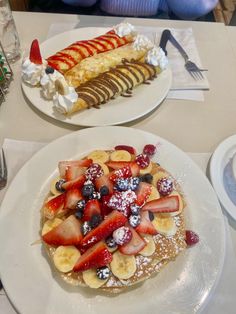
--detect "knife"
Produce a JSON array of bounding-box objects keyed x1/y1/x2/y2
[{"x1": 159, "y1": 29, "x2": 171, "y2": 56}]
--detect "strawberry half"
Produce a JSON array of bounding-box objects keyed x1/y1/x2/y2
[
  {"x1": 135, "y1": 182, "x2": 152, "y2": 206},
  {"x1": 73, "y1": 241, "x2": 112, "y2": 272},
  {"x1": 109, "y1": 166, "x2": 132, "y2": 182},
  {"x1": 106, "y1": 161, "x2": 140, "y2": 176},
  {"x1": 29, "y1": 39, "x2": 42, "y2": 65},
  {"x1": 142, "y1": 195, "x2": 179, "y2": 213},
  {"x1": 80, "y1": 210, "x2": 127, "y2": 250},
  {"x1": 114, "y1": 145, "x2": 137, "y2": 155},
  {"x1": 135, "y1": 210, "x2": 158, "y2": 235},
  {"x1": 42, "y1": 215, "x2": 83, "y2": 246},
  {"x1": 119, "y1": 226, "x2": 146, "y2": 255},
  {"x1": 65, "y1": 165, "x2": 86, "y2": 181},
  {"x1": 64, "y1": 188, "x2": 83, "y2": 210},
  {"x1": 95, "y1": 175, "x2": 114, "y2": 194},
  {"x1": 61, "y1": 174, "x2": 86, "y2": 191},
  {"x1": 44, "y1": 193, "x2": 66, "y2": 219},
  {"x1": 83, "y1": 199, "x2": 101, "y2": 222},
  {"x1": 58, "y1": 159, "x2": 92, "y2": 178},
  {"x1": 100, "y1": 195, "x2": 113, "y2": 217}
]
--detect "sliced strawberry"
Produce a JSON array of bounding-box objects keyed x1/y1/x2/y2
[
  {"x1": 135, "y1": 210, "x2": 158, "y2": 235},
  {"x1": 44, "y1": 193, "x2": 66, "y2": 219},
  {"x1": 61, "y1": 174, "x2": 86, "y2": 191},
  {"x1": 94, "y1": 175, "x2": 114, "y2": 194},
  {"x1": 119, "y1": 226, "x2": 146, "y2": 255},
  {"x1": 80, "y1": 210, "x2": 127, "y2": 250},
  {"x1": 142, "y1": 195, "x2": 179, "y2": 213},
  {"x1": 83, "y1": 199, "x2": 101, "y2": 222},
  {"x1": 100, "y1": 195, "x2": 113, "y2": 217},
  {"x1": 73, "y1": 242, "x2": 112, "y2": 272},
  {"x1": 135, "y1": 182, "x2": 152, "y2": 206},
  {"x1": 58, "y1": 159, "x2": 93, "y2": 178},
  {"x1": 130, "y1": 162, "x2": 140, "y2": 177},
  {"x1": 42, "y1": 215, "x2": 82, "y2": 246},
  {"x1": 29, "y1": 39, "x2": 42, "y2": 64},
  {"x1": 114, "y1": 145, "x2": 137, "y2": 155},
  {"x1": 64, "y1": 188, "x2": 83, "y2": 210},
  {"x1": 65, "y1": 165, "x2": 86, "y2": 181},
  {"x1": 109, "y1": 166, "x2": 132, "y2": 182}
]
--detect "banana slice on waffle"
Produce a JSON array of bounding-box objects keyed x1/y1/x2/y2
[
  {"x1": 152, "y1": 215, "x2": 177, "y2": 237},
  {"x1": 42, "y1": 218, "x2": 63, "y2": 236},
  {"x1": 110, "y1": 251, "x2": 136, "y2": 280},
  {"x1": 87, "y1": 150, "x2": 110, "y2": 163},
  {"x1": 53, "y1": 245, "x2": 81, "y2": 273},
  {"x1": 139, "y1": 235, "x2": 156, "y2": 257},
  {"x1": 110, "y1": 150, "x2": 132, "y2": 162},
  {"x1": 82, "y1": 269, "x2": 108, "y2": 288}
]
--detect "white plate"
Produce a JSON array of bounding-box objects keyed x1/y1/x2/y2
[
  {"x1": 22, "y1": 27, "x2": 172, "y2": 127},
  {"x1": 210, "y1": 134, "x2": 236, "y2": 220},
  {"x1": 0, "y1": 127, "x2": 225, "y2": 314}
]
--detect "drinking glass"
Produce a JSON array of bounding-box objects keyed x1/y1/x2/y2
[{"x1": 0, "y1": 0, "x2": 21, "y2": 62}]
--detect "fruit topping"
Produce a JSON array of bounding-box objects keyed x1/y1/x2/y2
[
  {"x1": 95, "y1": 175, "x2": 114, "y2": 195},
  {"x1": 109, "y1": 166, "x2": 132, "y2": 182},
  {"x1": 143, "y1": 144, "x2": 156, "y2": 156},
  {"x1": 64, "y1": 188, "x2": 83, "y2": 210},
  {"x1": 106, "y1": 161, "x2": 140, "y2": 176},
  {"x1": 65, "y1": 165, "x2": 86, "y2": 181},
  {"x1": 135, "y1": 182, "x2": 152, "y2": 206},
  {"x1": 129, "y1": 214, "x2": 141, "y2": 228},
  {"x1": 82, "y1": 183, "x2": 95, "y2": 198},
  {"x1": 142, "y1": 195, "x2": 179, "y2": 213},
  {"x1": 113, "y1": 226, "x2": 132, "y2": 245},
  {"x1": 90, "y1": 214, "x2": 103, "y2": 228},
  {"x1": 110, "y1": 251, "x2": 137, "y2": 280},
  {"x1": 83, "y1": 199, "x2": 101, "y2": 222},
  {"x1": 148, "y1": 211, "x2": 154, "y2": 221},
  {"x1": 130, "y1": 203, "x2": 140, "y2": 215},
  {"x1": 157, "y1": 177, "x2": 173, "y2": 196},
  {"x1": 61, "y1": 174, "x2": 86, "y2": 191},
  {"x1": 81, "y1": 221, "x2": 92, "y2": 236},
  {"x1": 29, "y1": 39, "x2": 42, "y2": 65},
  {"x1": 110, "y1": 150, "x2": 131, "y2": 162},
  {"x1": 99, "y1": 185, "x2": 110, "y2": 196},
  {"x1": 58, "y1": 159, "x2": 92, "y2": 178},
  {"x1": 53, "y1": 245, "x2": 81, "y2": 273},
  {"x1": 115, "y1": 178, "x2": 129, "y2": 191},
  {"x1": 45, "y1": 66, "x2": 54, "y2": 74},
  {"x1": 114, "y1": 145, "x2": 137, "y2": 155},
  {"x1": 140, "y1": 173, "x2": 153, "y2": 184},
  {"x1": 85, "y1": 163, "x2": 104, "y2": 181},
  {"x1": 100, "y1": 195, "x2": 113, "y2": 217},
  {"x1": 79, "y1": 210, "x2": 127, "y2": 250},
  {"x1": 135, "y1": 154, "x2": 150, "y2": 169},
  {"x1": 55, "y1": 179, "x2": 66, "y2": 192},
  {"x1": 107, "y1": 190, "x2": 137, "y2": 216},
  {"x1": 185, "y1": 230, "x2": 199, "y2": 246},
  {"x1": 73, "y1": 242, "x2": 113, "y2": 272},
  {"x1": 44, "y1": 193, "x2": 66, "y2": 219},
  {"x1": 105, "y1": 236, "x2": 117, "y2": 248},
  {"x1": 96, "y1": 266, "x2": 111, "y2": 280},
  {"x1": 42, "y1": 215, "x2": 83, "y2": 246},
  {"x1": 135, "y1": 211, "x2": 158, "y2": 235},
  {"x1": 119, "y1": 227, "x2": 146, "y2": 255},
  {"x1": 75, "y1": 209, "x2": 84, "y2": 220},
  {"x1": 76, "y1": 199, "x2": 86, "y2": 210}
]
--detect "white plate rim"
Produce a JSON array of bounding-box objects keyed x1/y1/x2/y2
[
  {"x1": 0, "y1": 126, "x2": 225, "y2": 314},
  {"x1": 21, "y1": 27, "x2": 172, "y2": 127}
]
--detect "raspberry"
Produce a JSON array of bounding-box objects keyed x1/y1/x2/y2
[
  {"x1": 135, "y1": 154, "x2": 150, "y2": 169},
  {"x1": 143, "y1": 144, "x2": 156, "y2": 156},
  {"x1": 156, "y1": 177, "x2": 173, "y2": 196},
  {"x1": 185, "y1": 230, "x2": 199, "y2": 246},
  {"x1": 108, "y1": 190, "x2": 137, "y2": 216},
  {"x1": 113, "y1": 226, "x2": 132, "y2": 245},
  {"x1": 85, "y1": 163, "x2": 104, "y2": 181}
]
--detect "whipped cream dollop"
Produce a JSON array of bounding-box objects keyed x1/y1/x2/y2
[
  {"x1": 132, "y1": 34, "x2": 154, "y2": 51},
  {"x1": 113, "y1": 22, "x2": 136, "y2": 37},
  {"x1": 40, "y1": 70, "x2": 63, "y2": 100},
  {"x1": 21, "y1": 58, "x2": 46, "y2": 86},
  {"x1": 146, "y1": 46, "x2": 168, "y2": 70},
  {"x1": 53, "y1": 87, "x2": 78, "y2": 114}
]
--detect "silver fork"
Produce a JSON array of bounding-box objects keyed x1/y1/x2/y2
[
  {"x1": 0, "y1": 148, "x2": 7, "y2": 190},
  {"x1": 159, "y1": 29, "x2": 207, "y2": 80}
]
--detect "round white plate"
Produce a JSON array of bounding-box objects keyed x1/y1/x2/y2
[
  {"x1": 210, "y1": 134, "x2": 236, "y2": 220},
  {"x1": 0, "y1": 127, "x2": 225, "y2": 314},
  {"x1": 22, "y1": 27, "x2": 172, "y2": 127}
]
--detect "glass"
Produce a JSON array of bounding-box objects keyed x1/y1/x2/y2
[{"x1": 0, "y1": 0, "x2": 20, "y2": 62}]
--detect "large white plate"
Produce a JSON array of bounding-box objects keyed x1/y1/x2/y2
[
  {"x1": 22, "y1": 27, "x2": 172, "y2": 127},
  {"x1": 210, "y1": 134, "x2": 236, "y2": 220},
  {"x1": 0, "y1": 127, "x2": 225, "y2": 314}
]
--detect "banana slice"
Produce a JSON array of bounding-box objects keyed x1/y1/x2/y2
[
  {"x1": 87, "y1": 150, "x2": 110, "y2": 163},
  {"x1": 50, "y1": 177, "x2": 62, "y2": 196},
  {"x1": 110, "y1": 150, "x2": 131, "y2": 162},
  {"x1": 96, "y1": 162, "x2": 110, "y2": 175},
  {"x1": 152, "y1": 215, "x2": 177, "y2": 237},
  {"x1": 82, "y1": 269, "x2": 108, "y2": 288},
  {"x1": 41, "y1": 217, "x2": 63, "y2": 236},
  {"x1": 53, "y1": 245, "x2": 81, "y2": 273},
  {"x1": 55, "y1": 77, "x2": 69, "y2": 95},
  {"x1": 110, "y1": 251, "x2": 136, "y2": 280},
  {"x1": 152, "y1": 171, "x2": 169, "y2": 187},
  {"x1": 146, "y1": 186, "x2": 160, "y2": 202},
  {"x1": 139, "y1": 235, "x2": 156, "y2": 257},
  {"x1": 139, "y1": 162, "x2": 153, "y2": 175}
]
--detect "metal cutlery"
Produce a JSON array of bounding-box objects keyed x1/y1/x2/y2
[{"x1": 0, "y1": 148, "x2": 7, "y2": 190}]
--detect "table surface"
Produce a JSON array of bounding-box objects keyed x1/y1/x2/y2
[{"x1": 1, "y1": 11, "x2": 236, "y2": 314}]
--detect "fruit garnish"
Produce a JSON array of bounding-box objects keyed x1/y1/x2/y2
[
  {"x1": 81, "y1": 182, "x2": 95, "y2": 198},
  {"x1": 135, "y1": 182, "x2": 152, "y2": 206},
  {"x1": 135, "y1": 210, "x2": 158, "y2": 235},
  {"x1": 95, "y1": 175, "x2": 114, "y2": 195},
  {"x1": 65, "y1": 165, "x2": 86, "y2": 181},
  {"x1": 44, "y1": 193, "x2": 66, "y2": 219},
  {"x1": 42, "y1": 215, "x2": 83, "y2": 246},
  {"x1": 107, "y1": 190, "x2": 137, "y2": 216},
  {"x1": 142, "y1": 195, "x2": 179, "y2": 213},
  {"x1": 29, "y1": 39, "x2": 42, "y2": 64},
  {"x1": 185, "y1": 230, "x2": 199, "y2": 246},
  {"x1": 119, "y1": 227, "x2": 146, "y2": 255},
  {"x1": 85, "y1": 163, "x2": 104, "y2": 181},
  {"x1": 156, "y1": 177, "x2": 173, "y2": 196},
  {"x1": 114, "y1": 145, "x2": 137, "y2": 155},
  {"x1": 64, "y1": 188, "x2": 83, "y2": 210},
  {"x1": 83, "y1": 199, "x2": 101, "y2": 222},
  {"x1": 58, "y1": 159, "x2": 92, "y2": 178},
  {"x1": 109, "y1": 165, "x2": 132, "y2": 182},
  {"x1": 143, "y1": 144, "x2": 156, "y2": 156},
  {"x1": 96, "y1": 266, "x2": 111, "y2": 280},
  {"x1": 61, "y1": 174, "x2": 86, "y2": 191},
  {"x1": 129, "y1": 214, "x2": 141, "y2": 228},
  {"x1": 113, "y1": 226, "x2": 132, "y2": 245},
  {"x1": 135, "y1": 154, "x2": 150, "y2": 169},
  {"x1": 73, "y1": 242, "x2": 112, "y2": 272},
  {"x1": 79, "y1": 210, "x2": 127, "y2": 250}
]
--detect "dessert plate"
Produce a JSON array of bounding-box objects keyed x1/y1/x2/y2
[
  {"x1": 22, "y1": 27, "x2": 172, "y2": 127},
  {"x1": 210, "y1": 134, "x2": 236, "y2": 220},
  {"x1": 0, "y1": 127, "x2": 224, "y2": 314}
]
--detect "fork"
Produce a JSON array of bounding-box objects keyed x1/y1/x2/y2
[
  {"x1": 159, "y1": 29, "x2": 207, "y2": 80},
  {"x1": 0, "y1": 148, "x2": 7, "y2": 190}
]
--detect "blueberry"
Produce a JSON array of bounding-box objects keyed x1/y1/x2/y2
[
  {"x1": 129, "y1": 177, "x2": 140, "y2": 191},
  {"x1": 90, "y1": 214, "x2": 103, "y2": 228},
  {"x1": 105, "y1": 236, "x2": 117, "y2": 248},
  {"x1": 76, "y1": 199, "x2": 86, "y2": 210},
  {"x1": 130, "y1": 203, "x2": 140, "y2": 215},
  {"x1": 129, "y1": 214, "x2": 141, "y2": 227},
  {"x1": 88, "y1": 191, "x2": 101, "y2": 200},
  {"x1": 82, "y1": 184, "x2": 94, "y2": 197},
  {"x1": 148, "y1": 211, "x2": 154, "y2": 221},
  {"x1": 55, "y1": 179, "x2": 66, "y2": 192},
  {"x1": 96, "y1": 266, "x2": 110, "y2": 280},
  {"x1": 45, "y1": 66, "x2": 55, "y2": 74},
  {"x1": 75, "y1": 209, "x2": 83, "y2": 220},
  {"x1": 140, "y1": 173, "x2": 153, "y2": 184},
  {"x1": 81, "y1": 221, "x2": 91, "y2": 235},
  {"x1": 100, "y1": 185, "x2": 109, "y2": 196},
  {"x1": 116, "y1": 178, "x2": 129, "y2": 191}
]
